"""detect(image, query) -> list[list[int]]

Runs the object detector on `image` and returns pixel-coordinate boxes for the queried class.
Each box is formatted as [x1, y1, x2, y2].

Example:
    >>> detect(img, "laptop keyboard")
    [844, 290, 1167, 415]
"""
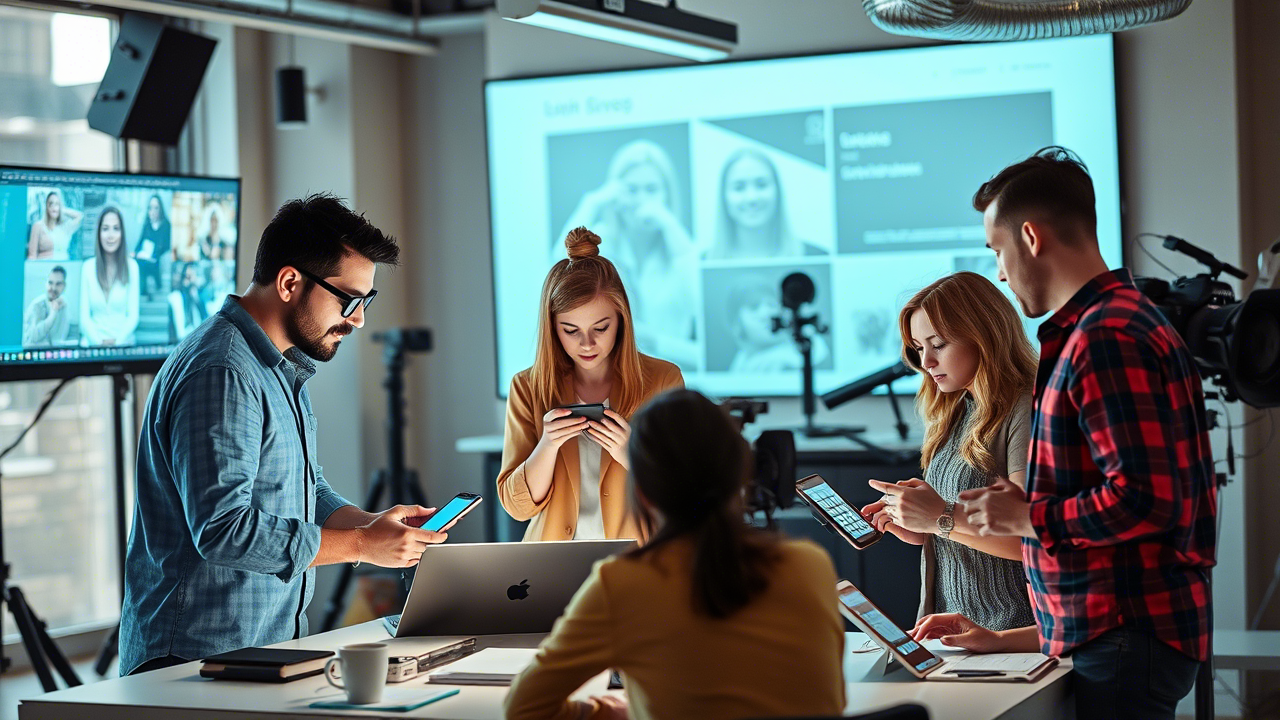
[383, 614, 402, 635]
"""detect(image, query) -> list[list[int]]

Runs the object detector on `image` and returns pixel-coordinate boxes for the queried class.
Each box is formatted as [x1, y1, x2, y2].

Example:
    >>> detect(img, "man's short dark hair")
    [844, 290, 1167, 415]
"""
[252, 193, 399, 285]
[50, 266, 66, 278]
[973, 146, 1097, 242]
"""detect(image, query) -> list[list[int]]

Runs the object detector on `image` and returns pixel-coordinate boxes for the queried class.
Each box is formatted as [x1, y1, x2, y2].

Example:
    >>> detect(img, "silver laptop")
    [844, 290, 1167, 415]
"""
[393, 540, 634, 637]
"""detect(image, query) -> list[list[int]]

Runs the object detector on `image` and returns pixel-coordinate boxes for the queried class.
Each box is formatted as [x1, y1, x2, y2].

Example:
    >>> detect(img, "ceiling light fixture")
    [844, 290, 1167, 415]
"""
[496, 0, 736, 62]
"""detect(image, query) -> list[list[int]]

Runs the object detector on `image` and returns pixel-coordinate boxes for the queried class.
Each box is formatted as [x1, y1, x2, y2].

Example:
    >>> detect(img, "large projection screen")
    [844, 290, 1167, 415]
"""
[486, 35, 1121, 398]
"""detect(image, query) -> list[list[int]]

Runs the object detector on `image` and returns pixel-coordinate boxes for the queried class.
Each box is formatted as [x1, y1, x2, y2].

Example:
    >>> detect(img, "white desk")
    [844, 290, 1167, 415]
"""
[19, 623, 1071, 720]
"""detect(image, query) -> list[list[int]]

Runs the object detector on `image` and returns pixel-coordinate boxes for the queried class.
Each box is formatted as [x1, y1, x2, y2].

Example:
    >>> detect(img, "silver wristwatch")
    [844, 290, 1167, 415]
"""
[936, 501, 956, 540]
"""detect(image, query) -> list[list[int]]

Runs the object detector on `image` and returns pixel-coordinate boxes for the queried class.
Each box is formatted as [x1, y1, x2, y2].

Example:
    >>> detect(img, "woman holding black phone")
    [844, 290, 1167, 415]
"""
[497, 227, 683, 542]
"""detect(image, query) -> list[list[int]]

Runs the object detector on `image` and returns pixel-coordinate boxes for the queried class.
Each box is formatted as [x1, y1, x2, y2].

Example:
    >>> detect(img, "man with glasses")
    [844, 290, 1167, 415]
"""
[121, 194, 448, 675]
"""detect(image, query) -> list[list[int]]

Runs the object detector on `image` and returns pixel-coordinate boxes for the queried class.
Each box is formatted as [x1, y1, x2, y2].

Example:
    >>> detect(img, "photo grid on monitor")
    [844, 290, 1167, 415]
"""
[0, 166, 241, 379]
[485, 35, 1122, 398]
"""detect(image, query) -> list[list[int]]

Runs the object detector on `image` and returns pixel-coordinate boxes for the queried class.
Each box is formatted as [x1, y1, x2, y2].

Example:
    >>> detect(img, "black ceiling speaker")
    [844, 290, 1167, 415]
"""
[88, 13, 218, 146]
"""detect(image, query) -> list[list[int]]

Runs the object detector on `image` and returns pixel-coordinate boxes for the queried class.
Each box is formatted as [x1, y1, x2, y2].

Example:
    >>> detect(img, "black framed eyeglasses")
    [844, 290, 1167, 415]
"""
[295, 267, 377, 318]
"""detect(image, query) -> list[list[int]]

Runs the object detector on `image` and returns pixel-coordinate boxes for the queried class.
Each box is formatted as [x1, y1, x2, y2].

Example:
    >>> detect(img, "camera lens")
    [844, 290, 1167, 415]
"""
[1240, 308, 1280, 379]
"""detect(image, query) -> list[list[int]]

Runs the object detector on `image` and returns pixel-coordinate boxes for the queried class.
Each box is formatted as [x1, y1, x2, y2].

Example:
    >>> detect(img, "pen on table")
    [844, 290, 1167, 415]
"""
[947, 670, 1006, 677]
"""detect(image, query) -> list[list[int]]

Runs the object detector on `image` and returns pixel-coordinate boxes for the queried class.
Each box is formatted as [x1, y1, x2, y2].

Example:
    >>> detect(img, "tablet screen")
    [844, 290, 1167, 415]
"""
[800, 481, 878, 544]
[837, 582, 942, 675]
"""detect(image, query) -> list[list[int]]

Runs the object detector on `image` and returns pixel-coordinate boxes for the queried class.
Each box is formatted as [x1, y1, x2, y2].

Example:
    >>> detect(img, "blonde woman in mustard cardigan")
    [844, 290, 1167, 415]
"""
[497, 227, 682, 542]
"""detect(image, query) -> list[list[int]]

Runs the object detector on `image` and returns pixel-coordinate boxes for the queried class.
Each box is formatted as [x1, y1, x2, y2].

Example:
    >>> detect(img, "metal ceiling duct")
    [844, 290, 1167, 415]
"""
[83, 0, 487, 55]
[862, 0, 1193, 41]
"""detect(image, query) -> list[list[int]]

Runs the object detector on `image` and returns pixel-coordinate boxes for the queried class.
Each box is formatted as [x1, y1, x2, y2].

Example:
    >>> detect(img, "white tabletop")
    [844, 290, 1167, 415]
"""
[19, 623, 1070, 720]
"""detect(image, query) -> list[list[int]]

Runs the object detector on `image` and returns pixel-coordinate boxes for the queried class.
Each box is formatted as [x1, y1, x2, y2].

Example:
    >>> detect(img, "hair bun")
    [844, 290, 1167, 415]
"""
[564, 227, 602, 260]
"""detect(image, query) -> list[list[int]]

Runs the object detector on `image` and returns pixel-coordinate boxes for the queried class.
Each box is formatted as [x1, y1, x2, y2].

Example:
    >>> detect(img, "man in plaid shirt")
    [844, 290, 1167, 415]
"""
[962, 147, 1216, 719]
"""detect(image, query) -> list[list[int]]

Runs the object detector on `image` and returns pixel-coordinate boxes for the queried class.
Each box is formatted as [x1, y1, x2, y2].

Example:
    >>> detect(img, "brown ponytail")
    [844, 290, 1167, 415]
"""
[627, 389, 779, 619]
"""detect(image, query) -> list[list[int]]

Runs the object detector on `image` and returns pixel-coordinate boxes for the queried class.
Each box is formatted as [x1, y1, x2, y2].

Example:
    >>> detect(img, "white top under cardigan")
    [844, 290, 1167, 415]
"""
[573, 398, 608, 540]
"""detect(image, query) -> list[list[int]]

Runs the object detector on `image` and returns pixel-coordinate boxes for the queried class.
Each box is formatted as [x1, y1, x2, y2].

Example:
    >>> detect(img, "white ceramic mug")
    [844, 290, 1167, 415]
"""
[324, 643, 388, 705]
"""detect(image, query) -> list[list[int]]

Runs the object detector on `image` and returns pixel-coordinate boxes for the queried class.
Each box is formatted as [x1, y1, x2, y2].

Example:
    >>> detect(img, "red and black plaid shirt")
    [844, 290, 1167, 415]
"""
[1023, 269, 1217, 661]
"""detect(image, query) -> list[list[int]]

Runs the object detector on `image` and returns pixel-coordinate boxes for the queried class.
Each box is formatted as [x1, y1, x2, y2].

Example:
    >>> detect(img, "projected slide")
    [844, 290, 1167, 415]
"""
[487, 35, 1121, 398]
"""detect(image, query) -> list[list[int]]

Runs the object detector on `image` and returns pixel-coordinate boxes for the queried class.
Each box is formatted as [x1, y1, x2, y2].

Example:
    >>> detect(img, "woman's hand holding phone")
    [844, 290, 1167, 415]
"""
[537, 408, 590, 453]
[584, 409, 631, 471]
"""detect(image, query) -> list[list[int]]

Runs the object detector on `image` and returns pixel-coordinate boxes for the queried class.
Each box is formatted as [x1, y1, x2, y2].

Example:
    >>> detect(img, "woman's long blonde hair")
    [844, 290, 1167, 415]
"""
[529, 227, 646, 417]
[899, 272, 1036, 474]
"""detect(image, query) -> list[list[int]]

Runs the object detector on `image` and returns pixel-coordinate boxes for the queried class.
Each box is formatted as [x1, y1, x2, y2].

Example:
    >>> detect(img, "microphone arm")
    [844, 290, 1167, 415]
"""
[821, 360, 914, 410]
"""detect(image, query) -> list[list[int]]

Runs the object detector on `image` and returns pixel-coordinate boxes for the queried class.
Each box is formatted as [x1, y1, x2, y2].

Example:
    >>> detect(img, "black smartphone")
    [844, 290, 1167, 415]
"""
[796, 474, 882, 549]
[560, 402, 606, 422]
[420, 492, 483, 532]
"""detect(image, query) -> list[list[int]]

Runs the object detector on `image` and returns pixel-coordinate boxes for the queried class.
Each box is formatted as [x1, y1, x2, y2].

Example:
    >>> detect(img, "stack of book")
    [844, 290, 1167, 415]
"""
[199, 648, 334, 683]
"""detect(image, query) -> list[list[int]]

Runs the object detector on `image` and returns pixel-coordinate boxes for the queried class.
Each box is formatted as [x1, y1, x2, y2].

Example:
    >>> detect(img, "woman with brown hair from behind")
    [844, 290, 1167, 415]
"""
[497, 227, 683, 542]
[504, 389, 845, 720]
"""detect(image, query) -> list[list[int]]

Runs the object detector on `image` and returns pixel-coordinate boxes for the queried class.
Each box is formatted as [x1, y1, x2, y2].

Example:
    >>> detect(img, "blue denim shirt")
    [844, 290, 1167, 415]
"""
[120, 297, 352, 675]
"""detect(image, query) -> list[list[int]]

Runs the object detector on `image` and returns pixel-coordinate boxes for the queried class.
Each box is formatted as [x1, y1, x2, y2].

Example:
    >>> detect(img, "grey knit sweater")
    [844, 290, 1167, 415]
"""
[917, 397, 1035, 632]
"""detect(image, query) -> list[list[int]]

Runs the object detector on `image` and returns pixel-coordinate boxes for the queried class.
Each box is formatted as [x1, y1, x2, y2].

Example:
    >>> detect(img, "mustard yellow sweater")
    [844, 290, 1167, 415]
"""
[504, 537, 846, 720]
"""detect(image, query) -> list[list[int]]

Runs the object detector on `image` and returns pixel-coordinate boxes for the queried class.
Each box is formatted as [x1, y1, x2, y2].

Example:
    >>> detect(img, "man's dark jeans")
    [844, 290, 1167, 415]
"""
[1071, 626, 1201, 720]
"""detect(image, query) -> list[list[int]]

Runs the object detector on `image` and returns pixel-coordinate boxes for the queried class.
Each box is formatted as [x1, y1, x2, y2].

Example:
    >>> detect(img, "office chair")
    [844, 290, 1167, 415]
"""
[754, 703, 929, 720]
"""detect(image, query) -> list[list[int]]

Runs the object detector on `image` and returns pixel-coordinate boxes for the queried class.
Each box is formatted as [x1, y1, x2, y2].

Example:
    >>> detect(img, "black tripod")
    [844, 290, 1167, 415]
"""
[319, 328, 432, 633]
[92, 374, 132, 676]
[0, 377, 83, 692]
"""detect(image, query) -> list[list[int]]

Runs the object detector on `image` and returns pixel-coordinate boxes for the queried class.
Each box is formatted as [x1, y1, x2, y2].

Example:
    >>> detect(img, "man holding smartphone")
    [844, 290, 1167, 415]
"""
[121, 195, 449, 676]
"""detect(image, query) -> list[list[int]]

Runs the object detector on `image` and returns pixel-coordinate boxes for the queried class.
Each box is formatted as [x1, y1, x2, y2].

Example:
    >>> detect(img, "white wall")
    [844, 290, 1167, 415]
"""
[403, 33, 495, 544]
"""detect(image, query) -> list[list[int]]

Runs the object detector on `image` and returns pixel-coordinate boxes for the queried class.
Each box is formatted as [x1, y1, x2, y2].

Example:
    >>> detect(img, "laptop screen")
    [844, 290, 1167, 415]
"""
[837, 581, 942, 675]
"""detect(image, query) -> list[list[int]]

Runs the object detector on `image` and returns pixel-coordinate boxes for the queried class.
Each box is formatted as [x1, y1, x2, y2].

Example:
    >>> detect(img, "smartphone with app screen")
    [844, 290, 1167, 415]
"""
[559, 403, 606, 422]
[796, 474, 882, 549]
[419, 493, 483, 532]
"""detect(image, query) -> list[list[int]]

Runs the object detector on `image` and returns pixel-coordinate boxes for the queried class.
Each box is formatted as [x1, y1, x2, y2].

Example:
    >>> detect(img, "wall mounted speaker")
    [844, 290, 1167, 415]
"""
[88, 13, 218, 146]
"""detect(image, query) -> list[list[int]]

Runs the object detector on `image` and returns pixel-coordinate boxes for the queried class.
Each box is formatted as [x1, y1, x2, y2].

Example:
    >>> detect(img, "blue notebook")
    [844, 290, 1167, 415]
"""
[309, 687, 460, 712]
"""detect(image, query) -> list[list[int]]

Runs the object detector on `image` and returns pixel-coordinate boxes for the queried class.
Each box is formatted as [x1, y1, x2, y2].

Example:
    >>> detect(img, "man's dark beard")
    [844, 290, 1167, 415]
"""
[285, 303, 353, 362]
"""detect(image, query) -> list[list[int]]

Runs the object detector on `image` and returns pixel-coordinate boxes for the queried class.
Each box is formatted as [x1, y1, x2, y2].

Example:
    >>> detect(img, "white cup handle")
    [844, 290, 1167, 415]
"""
[324, 658, 344, 690]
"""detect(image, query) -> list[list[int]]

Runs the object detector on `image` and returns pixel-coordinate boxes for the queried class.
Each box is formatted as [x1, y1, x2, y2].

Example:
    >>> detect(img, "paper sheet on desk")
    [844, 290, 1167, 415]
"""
[427, 647, 539, 685]
[944, 654, 1051, 673]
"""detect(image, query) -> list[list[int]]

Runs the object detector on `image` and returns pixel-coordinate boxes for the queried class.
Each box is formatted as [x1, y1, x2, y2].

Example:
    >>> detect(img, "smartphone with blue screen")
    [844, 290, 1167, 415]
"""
[419, 493, 483, 532]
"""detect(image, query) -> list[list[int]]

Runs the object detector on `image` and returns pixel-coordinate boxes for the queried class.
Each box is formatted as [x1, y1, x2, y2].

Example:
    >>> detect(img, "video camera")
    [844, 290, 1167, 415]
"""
[720, 399, 797, 525]
[1134, 235, 1280, 408]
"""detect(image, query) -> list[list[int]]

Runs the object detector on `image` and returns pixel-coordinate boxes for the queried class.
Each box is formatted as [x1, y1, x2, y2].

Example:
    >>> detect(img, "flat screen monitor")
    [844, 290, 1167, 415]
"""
[484, 35, 1122, 398]
[0, 165, 241, 381]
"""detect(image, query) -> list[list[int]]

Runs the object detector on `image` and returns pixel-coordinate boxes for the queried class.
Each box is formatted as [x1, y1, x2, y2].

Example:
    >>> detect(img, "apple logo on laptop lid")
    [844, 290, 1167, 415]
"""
[507, 580, 530, 601]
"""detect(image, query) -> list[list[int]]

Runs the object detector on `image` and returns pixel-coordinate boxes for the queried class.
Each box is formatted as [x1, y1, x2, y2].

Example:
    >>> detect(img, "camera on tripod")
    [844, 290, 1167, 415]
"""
[373, 328, 432, 355]
[1134, 235, 1280, 408]
[720, 399, 798, 525]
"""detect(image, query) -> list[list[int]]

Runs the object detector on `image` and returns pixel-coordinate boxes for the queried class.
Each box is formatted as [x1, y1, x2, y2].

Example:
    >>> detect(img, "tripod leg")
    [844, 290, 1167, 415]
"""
[7, 587, 57, 693]
[405, 470, 427, 508]
[319, 471, 386, 633]
[33, 612, 82, 688]
[93, 625, 119, 676]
